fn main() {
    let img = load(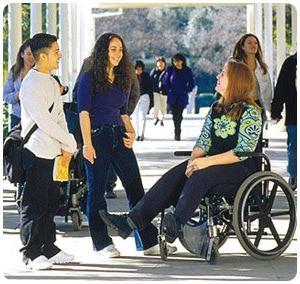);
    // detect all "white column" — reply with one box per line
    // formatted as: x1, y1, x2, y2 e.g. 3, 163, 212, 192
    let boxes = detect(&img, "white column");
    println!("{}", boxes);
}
47, 3, 57, 35
30, 3, 42, 36
70, 3, 79, 95
254, 4, 263, 42
291, 5, 297, 54
59, 3, 70, 101
8, 4, 22, 69
264, 3, 273, 83
246, 4, 255, 33
79, 3, 94, 65
276, 4, 286, 77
